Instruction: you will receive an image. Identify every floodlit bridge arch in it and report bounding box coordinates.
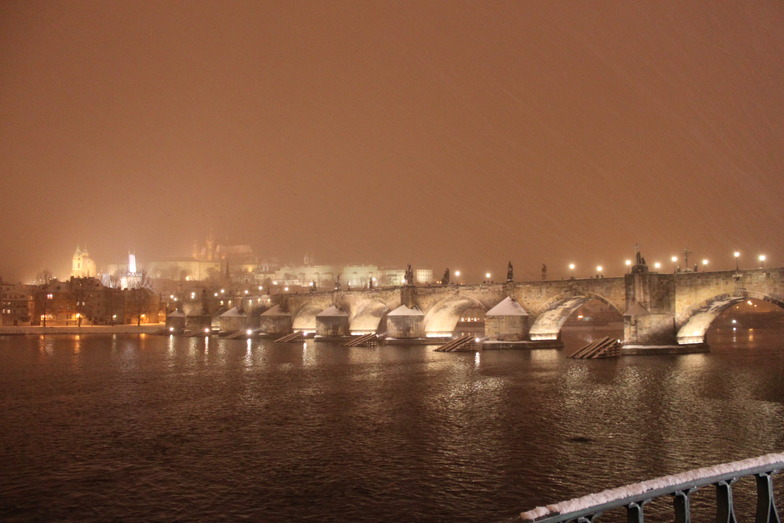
[676,291,784,345]
[423,295,487,337]
[528,293,624,341]
[291,303,323,332]
[349,300,389,335]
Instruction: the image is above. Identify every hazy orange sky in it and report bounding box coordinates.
[2,1,783,282]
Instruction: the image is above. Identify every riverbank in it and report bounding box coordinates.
[0,324,165,335]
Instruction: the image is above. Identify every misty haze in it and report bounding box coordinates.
[1,2,783,522]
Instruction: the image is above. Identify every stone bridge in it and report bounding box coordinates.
[264,267,783,353]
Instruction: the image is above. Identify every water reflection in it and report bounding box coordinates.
[1,328,783,522]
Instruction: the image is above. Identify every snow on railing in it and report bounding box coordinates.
[520,452,783,522]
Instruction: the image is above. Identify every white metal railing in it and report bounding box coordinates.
[520,453,783,523]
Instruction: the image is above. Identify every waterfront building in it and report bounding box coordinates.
[0,280,33,326]
[30,277,162,326]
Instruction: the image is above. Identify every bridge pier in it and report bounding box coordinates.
[622,272,707,354]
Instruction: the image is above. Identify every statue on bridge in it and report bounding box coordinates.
[404,265,414,286]
[632,248,649,274]
[442,268,450,286]
[541,264,547,281]
[334,275,341,291]
[507,261,514,283]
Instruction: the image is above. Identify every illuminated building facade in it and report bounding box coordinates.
[0,281,33,326]
[71,245,96,278]
[31,277,162,326]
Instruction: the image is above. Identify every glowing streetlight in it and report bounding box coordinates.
[654,262,661,270]
[702,259,709,268]
[734,251,740,271]
[569,263,575,279]
[596,266,603,278]
[454,270,460,277]
[625,259,632,273]
[758,254,766,268]
[485,272,491,281]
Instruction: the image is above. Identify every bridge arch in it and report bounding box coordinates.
[291,303,323,333]
[423,295,487,337]
[348,300,389,335]
[528,293,624,341]
[676,291,784,344]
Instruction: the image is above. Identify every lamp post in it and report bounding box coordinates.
[625,259,632,273]
[671,256,678,273]
[759,254,766,269]
[734,251,740,271]
[569,263,575,280]
[454,270,461,285]
[654,262,661,271]
[702,259,709,272]
[485,272,491,283]
[596,265,603,278]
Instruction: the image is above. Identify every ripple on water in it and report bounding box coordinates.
[1,329,783,521]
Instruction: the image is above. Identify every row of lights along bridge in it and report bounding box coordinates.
[563,250,767,280]
[166,251,770,300]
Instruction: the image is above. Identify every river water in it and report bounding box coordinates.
[1,326,783,521]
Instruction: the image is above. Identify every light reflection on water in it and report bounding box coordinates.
[0,326,783,521]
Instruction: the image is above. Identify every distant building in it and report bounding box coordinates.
[377,268,433,286]
[71,245,97,278]
[272,262,433,289]
[103,252,148,289]
[144,232,256,285]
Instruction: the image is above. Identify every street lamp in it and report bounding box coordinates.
[569,263,575,279]
[671,256,678,272]
[734,251,740,271]
[654,262,661,271]
[759,254,766,268]
[625,259,632,273]
[596,266,603,278]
